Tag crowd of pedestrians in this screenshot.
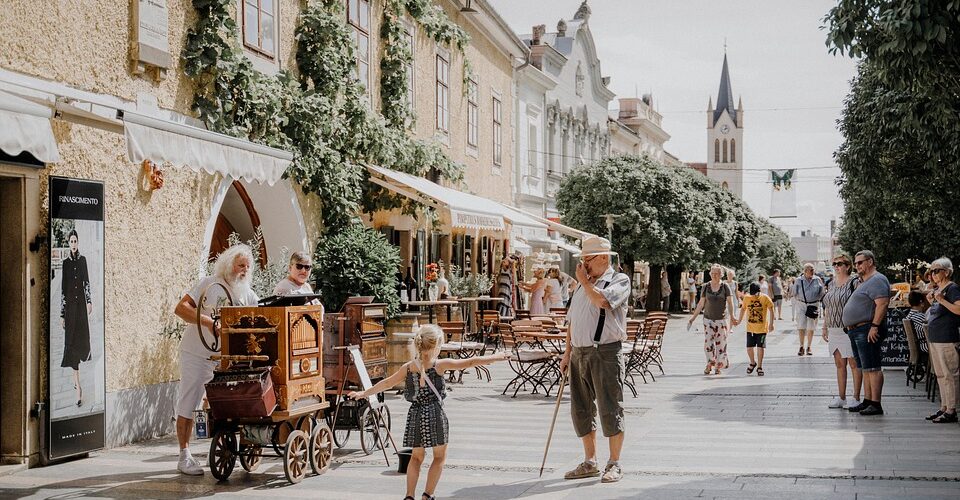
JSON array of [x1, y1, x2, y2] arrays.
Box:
[[681, 251, 959, 424]]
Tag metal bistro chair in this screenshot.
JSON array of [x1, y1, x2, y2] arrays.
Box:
[[620, 319, 645, 397], [473, 309, 502, 350], [438, 321, 489, 383], [498, 323, 557, 398], [641, 311, 668, 375]]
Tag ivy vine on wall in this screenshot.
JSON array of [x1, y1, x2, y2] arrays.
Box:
[[182, 0, 469, 231]]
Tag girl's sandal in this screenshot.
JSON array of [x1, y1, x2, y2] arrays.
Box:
[[746, 363, 757, 374], [756, 367, 765, 376], [404, 497, 415, 500], [422, 494, 436, 500], [703, 363, 713, 375]]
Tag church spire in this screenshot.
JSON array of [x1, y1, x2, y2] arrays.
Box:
[[713, 53, 737, 126]]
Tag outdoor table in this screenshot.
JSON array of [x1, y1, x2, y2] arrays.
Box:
[[457, 296, 505, 332], [407, 300, 459, 323], [523, 331, 567, 354]]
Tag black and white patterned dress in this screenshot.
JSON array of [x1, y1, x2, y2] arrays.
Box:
[[403, 365, 449, 448]]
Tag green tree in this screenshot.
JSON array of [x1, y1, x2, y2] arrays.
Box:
[[556, 155, 775, 310], [314, 224, 401, 316]]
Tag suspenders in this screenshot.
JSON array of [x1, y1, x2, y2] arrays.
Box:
[[592, 280, 611, 347]]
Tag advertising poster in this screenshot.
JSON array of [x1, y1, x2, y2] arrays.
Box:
[[48, 176, 106, 459]]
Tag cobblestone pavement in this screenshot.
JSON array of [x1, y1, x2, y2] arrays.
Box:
[[2, 310, 959, 499]]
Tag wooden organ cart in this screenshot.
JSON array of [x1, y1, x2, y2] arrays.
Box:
[[205, 302, 332, 484], [323, 301, 392, 454]]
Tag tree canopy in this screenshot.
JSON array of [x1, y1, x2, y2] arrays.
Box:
[[824, 1, 960, 264]]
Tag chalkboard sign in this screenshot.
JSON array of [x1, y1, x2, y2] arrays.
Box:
[[881, 307, 910, 367]]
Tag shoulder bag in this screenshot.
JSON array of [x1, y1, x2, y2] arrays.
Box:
[[801, 279, 819, 319]]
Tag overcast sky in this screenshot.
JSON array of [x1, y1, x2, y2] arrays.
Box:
[[488, 0, 859, 238]]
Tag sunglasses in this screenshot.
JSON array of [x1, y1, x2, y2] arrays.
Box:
[[854, 260, 867, 266], [930, 268, 946, 275], [832, 262, 848, 267], [295, 263, 313, 271]]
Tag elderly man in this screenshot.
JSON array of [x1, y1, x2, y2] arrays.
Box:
[[793, 264, 825, 356], [559, 236, 631, 483], [173, 244, 259, 475], [842, 250, 890, 416], [274, 251, 315, 296]]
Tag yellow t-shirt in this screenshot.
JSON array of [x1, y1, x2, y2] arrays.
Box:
[[742, 294, 774, 334]]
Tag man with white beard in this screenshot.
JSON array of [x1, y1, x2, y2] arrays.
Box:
[[173, 244, 259, 475]]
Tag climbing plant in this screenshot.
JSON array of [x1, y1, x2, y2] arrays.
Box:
[[182, 0, 470, 231]]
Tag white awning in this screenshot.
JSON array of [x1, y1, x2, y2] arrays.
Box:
[[556, 239, 582, 257], [509, 237, 532, 254], [120, 110, 293, 185], [508, 205, 597, 241], [0, 89, 61, 163], [367, 164, 549, 233]]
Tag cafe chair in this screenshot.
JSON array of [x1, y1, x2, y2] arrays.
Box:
[[438, 321, 489, 383], [498, 323, 557, 398]]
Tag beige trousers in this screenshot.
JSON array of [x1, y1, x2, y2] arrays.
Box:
[[928, 342, 960, 411]]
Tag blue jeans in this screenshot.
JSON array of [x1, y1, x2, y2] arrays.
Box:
[[847, 323, 884, 372]]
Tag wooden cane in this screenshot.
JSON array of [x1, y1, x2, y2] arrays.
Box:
[[539, 365, 568, 477]]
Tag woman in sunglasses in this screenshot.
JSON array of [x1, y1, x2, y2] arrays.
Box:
[[924, 257, 960, 423], [274, 251, 316, 296], [821, 255, 862, 410]]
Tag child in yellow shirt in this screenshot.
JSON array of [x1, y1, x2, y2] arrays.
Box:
[[737, 282, 775, 376]]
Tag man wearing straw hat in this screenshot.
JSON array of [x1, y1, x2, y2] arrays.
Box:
[[558, 235, 631, 483]]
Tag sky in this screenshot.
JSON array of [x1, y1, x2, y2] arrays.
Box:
[[488, 0, 859, 238]]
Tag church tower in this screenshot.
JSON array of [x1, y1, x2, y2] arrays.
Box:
[[706, 53, 743, 197]]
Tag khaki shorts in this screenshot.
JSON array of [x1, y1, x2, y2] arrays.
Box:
[[569, 343, 625, 438]]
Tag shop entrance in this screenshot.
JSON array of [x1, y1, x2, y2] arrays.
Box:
[[0, 174, 27, 463]]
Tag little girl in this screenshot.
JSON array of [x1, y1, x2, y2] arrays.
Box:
[[349, 324, 507, 500]]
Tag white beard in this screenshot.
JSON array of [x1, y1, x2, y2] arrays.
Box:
[[224, 273, 254, 305]]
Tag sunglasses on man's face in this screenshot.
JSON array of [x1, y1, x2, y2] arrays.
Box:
[[295, 263, 313, 271], [854, 260, 867, 266]]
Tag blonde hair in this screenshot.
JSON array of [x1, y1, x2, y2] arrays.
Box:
[[411, 324, 443, 361]]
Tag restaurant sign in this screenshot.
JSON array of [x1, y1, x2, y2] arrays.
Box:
[[450, 209, 505, 231]]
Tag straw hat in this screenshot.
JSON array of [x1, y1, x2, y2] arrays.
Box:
[[580, 236, 617, 257]]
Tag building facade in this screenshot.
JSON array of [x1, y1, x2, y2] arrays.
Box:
[[706, 53, 744, 197], [608, 95, 671, 163], [791, 230, 833, 272], [515, 1, 615, 219]]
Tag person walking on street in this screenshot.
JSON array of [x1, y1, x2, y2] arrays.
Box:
[[821, 255, 862, 410], [737, 282, 774, 376], [841, 250, 891, 416], [794, 264, 825, 356], [688, 264, 739, 375], [769, 269, 785, 320], [725, 268, 740, 320], [559, 236, 631, 484], [923, 257, 960, 423], [660, 270, 672, 311]]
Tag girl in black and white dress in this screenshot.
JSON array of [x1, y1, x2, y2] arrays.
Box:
[[350, 325, 507, 500]]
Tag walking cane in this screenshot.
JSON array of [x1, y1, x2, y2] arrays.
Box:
[[539, 363, 568, 477]]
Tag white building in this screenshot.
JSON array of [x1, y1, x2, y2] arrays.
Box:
[[609, 94, 671, 163], [791, 230, 833, 271], [706, 53, 744, 197], [513, 0, 615, 220]]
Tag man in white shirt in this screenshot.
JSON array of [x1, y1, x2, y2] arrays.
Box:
[[558, 236, 631, 484], [173, 244, 259, 476], [273, 251, 315, 296]]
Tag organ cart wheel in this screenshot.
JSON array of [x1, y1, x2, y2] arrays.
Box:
[[309, 421, 334, 475], [326, 400, 351, 448], [271, 421, 294, 457], [239, 444, 262, 472], [379, 405, 392, 432], [283, 430, 309, 484], [359, 407, 387, 455], [209, 428, 238, 481]]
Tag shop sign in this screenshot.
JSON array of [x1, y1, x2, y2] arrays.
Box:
[[46, 177, 106, 460], [450, 209, 504, 231], [133, 0, 171, 70]]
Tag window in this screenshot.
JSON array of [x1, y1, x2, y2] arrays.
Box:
[[730, 138, 736, 162], [347, 0, 370, 87], [243, 0, 276, 57], [436, 52, 449, 133], [467, 78, 478, 147], [527, 123, 538, 176], [722, 139, 728, 163], [714, 139, 720, 162], [722, 181, 729, 190], [404, 24, 415, 112], [492, 96, 503, 166]]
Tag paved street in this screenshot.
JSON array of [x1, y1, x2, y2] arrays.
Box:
[[2, 311, 959, 499]]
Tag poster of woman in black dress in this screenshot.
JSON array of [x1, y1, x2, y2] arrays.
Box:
[[60, 229, 92, 407]]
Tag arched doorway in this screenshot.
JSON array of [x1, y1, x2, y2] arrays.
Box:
[[209, 181, 267, 266]]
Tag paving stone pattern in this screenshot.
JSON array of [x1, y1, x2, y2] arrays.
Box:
[[1, 306, 958, 499]]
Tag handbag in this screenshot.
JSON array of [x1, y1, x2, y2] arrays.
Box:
[[801, 279, 819, 319]]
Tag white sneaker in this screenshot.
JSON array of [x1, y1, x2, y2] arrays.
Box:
[[178, 454, 204, 476], [844, 398, 861, 410], [828, 397, 844, 408]]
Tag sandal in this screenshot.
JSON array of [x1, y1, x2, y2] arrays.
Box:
[[756, 367, 764, 376], [704, 363, 713, 375], [746, 363, 757, 374], [797, 347, 804, 356], [713, 367, 722, 375], [932, 412, 958, 424], [422, 494, 436, 500]]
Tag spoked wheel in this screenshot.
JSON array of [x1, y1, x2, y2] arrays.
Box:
[[359, 406, 387, 455], [208, 428, 238, 481], [239, 444, 262, 472], [272, 421, 294, 456], [379, 405, 392, 433], [283, 430, 309, 484], [326, 401, 350, 448], [309, 421, 334, 475]]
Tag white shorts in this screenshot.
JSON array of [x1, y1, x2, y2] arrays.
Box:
[[796, 307, 818, 331], [827, 327, 855, 359], [176, 352, 218, 419]]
